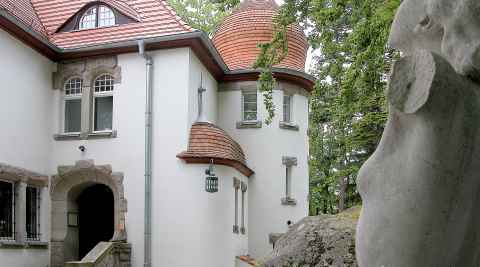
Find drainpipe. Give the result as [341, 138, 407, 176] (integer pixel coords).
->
[138, 40, 153, 267]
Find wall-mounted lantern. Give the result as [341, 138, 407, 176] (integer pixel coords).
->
[205, 160, 218, 193]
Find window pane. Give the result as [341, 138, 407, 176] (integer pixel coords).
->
[79, 7, 97, 30]
[65, 99, 81, 133]
[94, 96, 113, 131]
[244, 112, 257, 121]
[0, 181, 13, 239]
[98, 6, 115, 27]
[244, 103, 257, 113]
[94, 74, 114, 93]
[65, 78, 82, 96]
[243, 92, 257, 103]
[26, 187, 39, 240]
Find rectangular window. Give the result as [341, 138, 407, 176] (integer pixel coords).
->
[285, 166, 292, 199]
[0, 181, 14, 240]
[93, 74, 114, 132]
[64, 99, 82, 133]
[233, 178, 240, 234]
[242, 91, 257, 121]
[240, 182, 247, 235]
[283, 95, 292, 122]
[94, 96, 113, 131]
[26, 187, 40, 241]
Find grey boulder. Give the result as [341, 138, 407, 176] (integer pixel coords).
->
[261, 207, 359, 267]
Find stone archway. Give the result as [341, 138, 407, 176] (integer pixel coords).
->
[50, 160, 127, 267]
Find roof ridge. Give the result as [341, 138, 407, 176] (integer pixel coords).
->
[1, 0, 48, 37]
[156, 0, 195, 32]
[28, 0, 48, 36]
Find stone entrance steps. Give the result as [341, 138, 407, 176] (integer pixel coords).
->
[65, 242, 131, 267]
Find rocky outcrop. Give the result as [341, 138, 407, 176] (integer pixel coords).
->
[261, 206, 360, 267]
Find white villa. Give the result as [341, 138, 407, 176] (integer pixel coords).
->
[0, 0, 313, 266]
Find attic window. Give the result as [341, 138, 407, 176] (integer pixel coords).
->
[79, 5, 115, 30]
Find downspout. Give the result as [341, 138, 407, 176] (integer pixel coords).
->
[138, 40, 153, 267]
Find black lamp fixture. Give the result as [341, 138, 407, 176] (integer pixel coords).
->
[205, 159, 218, 193]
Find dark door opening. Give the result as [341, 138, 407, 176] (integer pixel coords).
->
[77, 184, 114, 259]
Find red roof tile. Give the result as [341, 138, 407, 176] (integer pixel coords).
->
[212, 0, 308, 72]
[1, 0, 194, 49]
[177, 122, 254, 177]
[0, 0, 47, 37]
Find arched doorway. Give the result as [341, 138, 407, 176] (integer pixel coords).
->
[77, 184, 114, 259]
[50, 160, 127, 267]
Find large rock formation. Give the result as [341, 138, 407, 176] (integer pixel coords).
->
[261, 207, 360, 267]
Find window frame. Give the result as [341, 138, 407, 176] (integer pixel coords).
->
[92, 74, 115, 133]
[0, 180, 15, 241]
[241, 90, 258, 122]
[63, 77, 83, 134]
[26, 186, 41, 242]
[78, 4, 116, 30]
[283, 94, 292, 123]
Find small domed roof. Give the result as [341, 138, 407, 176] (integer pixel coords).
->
[177, 122, 254, 177]
[212, 0, 308, 72]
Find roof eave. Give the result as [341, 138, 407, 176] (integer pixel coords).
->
[0, 10, 315, 90]
[223, 68, 315, 92]
[176, 155, 255, 177]
[0, 8, 60, 60]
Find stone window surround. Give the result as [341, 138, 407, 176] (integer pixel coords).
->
[281, 156, 298, 206]
[53, 57, 121, 141]
[50, 160, 127, 267]
[0, 163, 48, 249]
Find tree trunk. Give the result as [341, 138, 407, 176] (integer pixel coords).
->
[338, 176, 348, 212]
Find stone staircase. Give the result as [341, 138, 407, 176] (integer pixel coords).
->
[65, 242, 131, 267]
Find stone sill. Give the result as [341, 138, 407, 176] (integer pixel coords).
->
[54, 130, 117, 141]
[281, 197, 297, 206]
[279, 121, 299, 131]
[236, 121, 262, 129]
[0, 241, 48, 249]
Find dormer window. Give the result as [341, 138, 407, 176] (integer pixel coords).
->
[58, 3, 138, 33]
[79, 5, 115, 30]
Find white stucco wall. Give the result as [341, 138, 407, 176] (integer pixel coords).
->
[0, 28, 53, 267]
[150, 49, 248, 267]
[218, 81, 310, 259]
[49, 48, 248, 267]
[1, 23, 292, 266]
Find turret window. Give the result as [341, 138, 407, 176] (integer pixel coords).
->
[283, 94, 292, 123]
[79, 5, 115, 30]
[242, 90, 257, 122]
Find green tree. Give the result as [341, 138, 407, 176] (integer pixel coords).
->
[167, 0, 231, 35]
[254, 0, 401, 214]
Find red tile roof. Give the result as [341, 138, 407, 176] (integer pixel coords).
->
[1, 0, 194, 49]
[0, 0, 314, 91]
[212, 0, 308, 71]
[0, 0, 47, 37]
[177, 122, 254, 177]
[237, 255, 258, 266]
